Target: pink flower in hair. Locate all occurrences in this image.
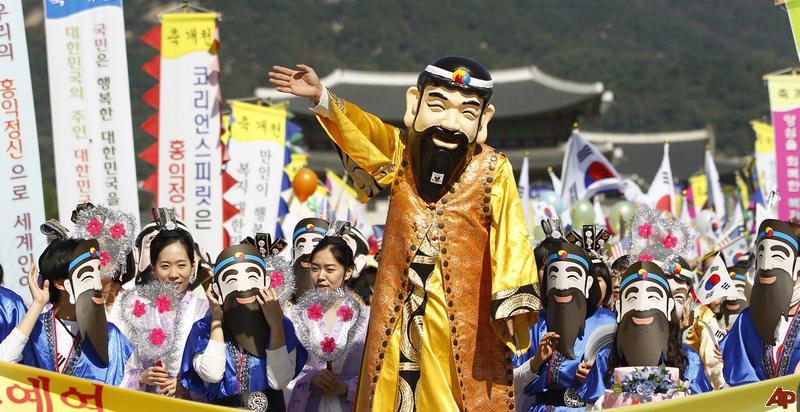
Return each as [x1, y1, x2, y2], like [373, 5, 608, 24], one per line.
[149, 328, 166, 346]
[270, 271, 284, 288]
[133, 300, 146, 318]
[155, 295, 171, 313]
[110, 223, 127, 240]
[87, 219, 103, 236]
[662, 232, 678, 249]
[637, 223, 653, 239]
[320, 336, 336, 353]
[99, 251, 111, 267]
[638, 252, 654, 262]
[307, 304, 324, 321]
[336, 305, 353, 322]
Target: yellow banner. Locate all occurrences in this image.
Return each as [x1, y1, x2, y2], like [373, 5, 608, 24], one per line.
[736, 171, 750, 210]
[689, 173, 708, 216]
[752, 120, 775, 155]
[0, 361, 229, 411]
[766, 74, 800, 111]
[285, 153, 308, 180]
[161, 13, 218, 59]
[326, 170, 358, 199]
[229, 102, 286, 144]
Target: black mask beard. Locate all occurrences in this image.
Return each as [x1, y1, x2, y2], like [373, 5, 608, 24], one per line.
[222, 288, 269, 358]
[719, 297, 748, 328]
[293, 259, 313, 300]
[546, 288, 587, 359]
[750, 269, 795, 345]
[406, 125, 474, 203]
[616, 309, 670, 367]
[75, 289, 109, 364]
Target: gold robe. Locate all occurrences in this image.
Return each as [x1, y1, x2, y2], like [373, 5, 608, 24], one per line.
[684, 304, 726, 389]
[317, 91, 539, 411]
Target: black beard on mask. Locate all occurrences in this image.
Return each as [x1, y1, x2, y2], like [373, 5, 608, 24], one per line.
[293, 259, 313, 300]
[75, 290, 109, 364]
[406, 125, 474, 203]
[546, 288, 587, 359]
[750, 269, 794, 345]
[222, 288, 269, 358]
[616, 309, 670, 367]
[719, 298, 748, 328]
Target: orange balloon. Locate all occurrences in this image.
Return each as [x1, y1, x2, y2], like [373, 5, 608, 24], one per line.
[292, 167, 318, 202]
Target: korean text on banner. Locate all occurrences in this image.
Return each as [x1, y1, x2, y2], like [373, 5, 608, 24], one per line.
[767, 74, 800, 220]
[43, 0, 140, 224]
[0, 0, 47, 303]
[0, 360, 230, 411]
[223, 102, 287, 243]
[158, 13, 223, 255]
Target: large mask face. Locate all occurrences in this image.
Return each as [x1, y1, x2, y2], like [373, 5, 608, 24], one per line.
[750, 220, 800, 344]
[615, 262, 675, 367]
[542, 244, 594, 359]
[212, 245, 270, 357]
[402, 58, 495, 204]
[63, 240, 109, 364]
[292, 219, 329, 299]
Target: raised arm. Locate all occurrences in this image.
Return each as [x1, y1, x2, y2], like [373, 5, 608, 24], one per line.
[269, 64, 402, 202]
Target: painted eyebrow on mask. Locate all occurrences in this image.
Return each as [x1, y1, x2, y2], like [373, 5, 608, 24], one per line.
[770, 243, 791, 257]
[461, 99, 481, 107]
[221, 268, 237, 282]
[646, 286, 664, 298]
[77, 266, 94, 279]
[428, 91, 448, 101]
[624, 286, 639, 299]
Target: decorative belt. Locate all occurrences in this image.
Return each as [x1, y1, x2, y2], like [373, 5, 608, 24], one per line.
[213, 389, 285, 412]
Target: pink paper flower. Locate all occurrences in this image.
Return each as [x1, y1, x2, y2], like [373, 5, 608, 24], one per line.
[320, 336, 336, 353]
[637, 223, 653, 239]
[109, 223, 127, 240]
[87, 219, 103, 236]
[638, 252, 654, 262]
[155, 295, 171, 313]
[307, 304, 324, 321]
[270, 271, 284, 288]
[99, 251, 111, 267]
[149, 327, 166, 346]
[662, 232, 678, 249]
[336, 305, 353, 322]
[133, 300, 146, 317]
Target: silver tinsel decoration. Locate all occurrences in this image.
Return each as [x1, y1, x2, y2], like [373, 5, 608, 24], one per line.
[625, 207, 695, 271]
[71, 204, 137, 278]
[288, 288, 368, 363]
[117, 282, 185, 368]
[265, 254, 294, 305]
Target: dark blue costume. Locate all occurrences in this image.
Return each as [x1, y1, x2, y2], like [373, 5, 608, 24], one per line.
[0, 287, 26, 341]
[21, 310, 133, 385]
[722, 308, 800, 386]
[512, 308, 617, 411]
[179, 315, 308, 409]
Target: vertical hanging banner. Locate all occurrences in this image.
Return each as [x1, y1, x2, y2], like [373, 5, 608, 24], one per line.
[159, 13, 223, 254]
[0, 0, 47, 301]
[223, 102, 287, 243]
[767, 74, 800, 220]
[43, 0, 139, 224]
[751, 120, 777, 201]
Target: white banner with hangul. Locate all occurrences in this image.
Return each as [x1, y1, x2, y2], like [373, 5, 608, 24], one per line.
[158, 13, 223, 255]
[223, 102, 287, 243]
[43, 0, 139, 225]
[0, 0, 47, 302]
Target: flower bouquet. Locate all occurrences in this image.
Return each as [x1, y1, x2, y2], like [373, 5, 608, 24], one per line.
[601, 365, 689, 408]
[289, 288, 367, 368]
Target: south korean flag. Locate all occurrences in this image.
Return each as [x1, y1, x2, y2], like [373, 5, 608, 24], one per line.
[695, 253, 738, 306]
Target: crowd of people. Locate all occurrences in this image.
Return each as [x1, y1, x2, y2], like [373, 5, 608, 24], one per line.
[0, 55, 796, 412]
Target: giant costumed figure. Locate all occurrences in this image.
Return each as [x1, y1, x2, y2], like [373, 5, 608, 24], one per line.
[270, 56, 539, 411]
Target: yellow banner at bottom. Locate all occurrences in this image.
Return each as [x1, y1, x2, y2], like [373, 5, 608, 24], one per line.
[0, 361, 229, 411]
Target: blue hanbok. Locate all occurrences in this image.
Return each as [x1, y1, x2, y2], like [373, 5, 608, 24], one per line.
[512, 308, 617, 411]
[179, 315, 308, 410]
[21, 310, 133, 386]
[0, 287, 26, 340]
[722, 308, 800, 386]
